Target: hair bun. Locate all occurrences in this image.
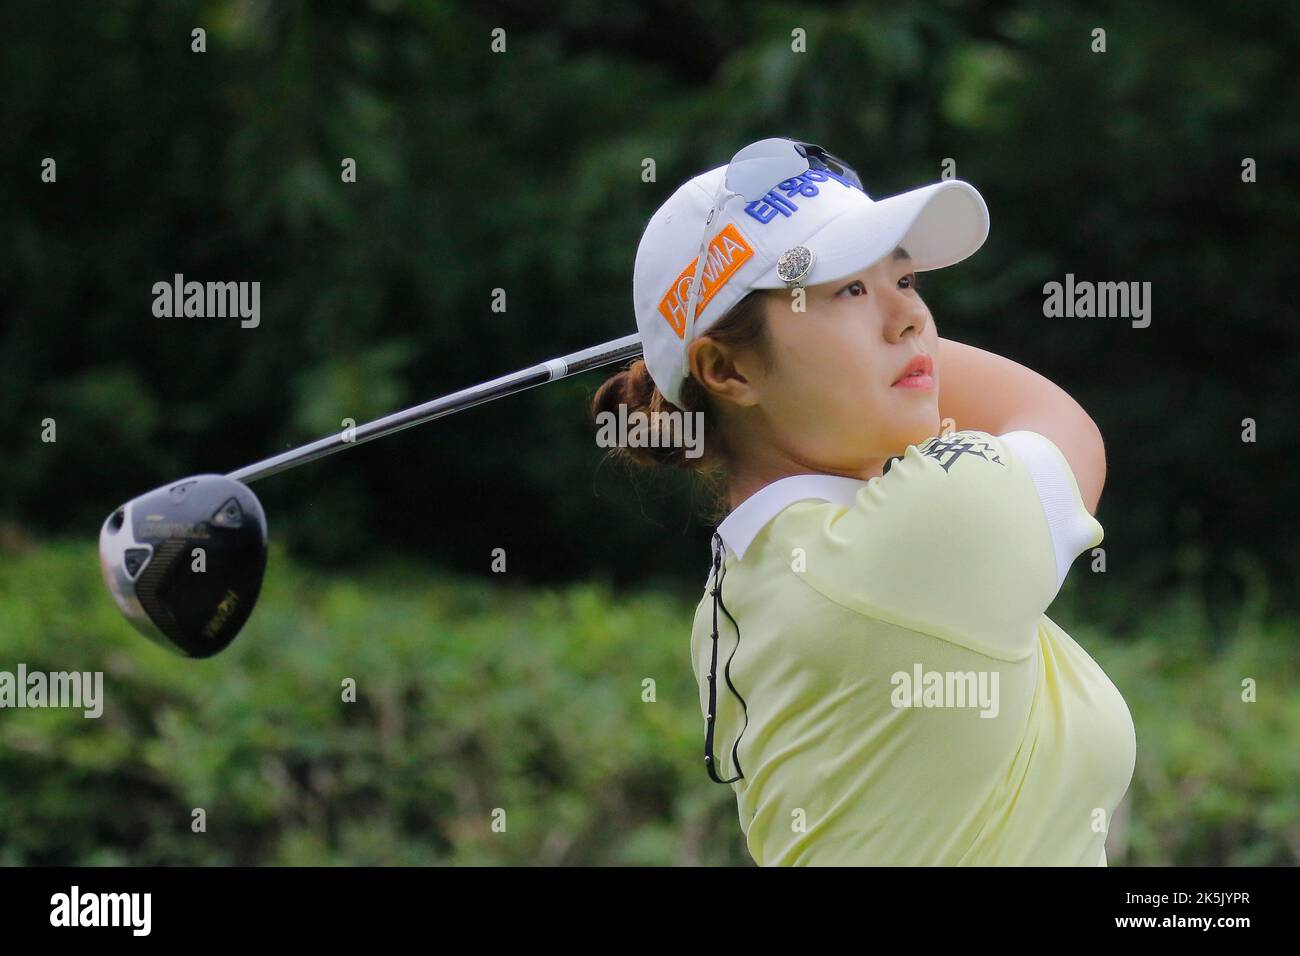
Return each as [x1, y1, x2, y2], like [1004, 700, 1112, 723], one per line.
[590, 359, 700, 470]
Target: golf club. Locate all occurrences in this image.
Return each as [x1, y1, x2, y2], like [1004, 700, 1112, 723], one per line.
[99, 333, 645, 658]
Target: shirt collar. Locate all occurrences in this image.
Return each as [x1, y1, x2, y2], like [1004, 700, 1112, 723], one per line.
[716, 473, 868, 561]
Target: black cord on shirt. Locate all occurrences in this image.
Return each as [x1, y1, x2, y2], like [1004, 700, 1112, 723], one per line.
[704, 530, 750, 784]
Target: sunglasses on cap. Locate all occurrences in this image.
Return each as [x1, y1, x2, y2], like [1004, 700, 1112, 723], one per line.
[679, 138, 864, 378]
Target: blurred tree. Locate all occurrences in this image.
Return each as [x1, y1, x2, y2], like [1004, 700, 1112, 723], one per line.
[1, 0, 1295, 610]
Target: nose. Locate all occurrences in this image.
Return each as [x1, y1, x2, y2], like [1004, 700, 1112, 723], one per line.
[883, 292, 928, 342]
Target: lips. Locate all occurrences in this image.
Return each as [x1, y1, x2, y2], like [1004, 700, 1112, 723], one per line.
[892, 354, 934, 385]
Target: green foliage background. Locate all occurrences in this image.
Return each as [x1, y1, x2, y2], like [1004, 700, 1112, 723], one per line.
[1, 540, 1296, 865]
[0, 0, 1296, 864]
[2, 0, 1296, 596]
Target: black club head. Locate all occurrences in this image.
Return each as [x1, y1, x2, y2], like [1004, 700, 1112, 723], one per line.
[99, 475, 268, 658]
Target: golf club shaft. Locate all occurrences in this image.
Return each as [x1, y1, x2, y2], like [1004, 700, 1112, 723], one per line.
[227, 333, 645, 484]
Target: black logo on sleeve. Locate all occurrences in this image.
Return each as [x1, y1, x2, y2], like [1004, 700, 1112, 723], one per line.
[918, 433, 1005, 472]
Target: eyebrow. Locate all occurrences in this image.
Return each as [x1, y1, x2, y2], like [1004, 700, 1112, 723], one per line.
[830, 247, 914, 294]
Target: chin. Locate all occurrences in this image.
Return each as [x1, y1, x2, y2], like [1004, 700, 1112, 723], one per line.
[897, 413, 941, 448]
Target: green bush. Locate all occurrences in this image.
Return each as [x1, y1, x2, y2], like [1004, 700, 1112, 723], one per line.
[0, 537, 745, 865]
[0, 538, 1295, 865]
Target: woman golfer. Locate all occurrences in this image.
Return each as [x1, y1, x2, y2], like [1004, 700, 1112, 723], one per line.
[593, 137, 1136, 865]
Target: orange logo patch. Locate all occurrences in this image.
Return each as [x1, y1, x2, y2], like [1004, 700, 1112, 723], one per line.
[657, 223, 755, 338]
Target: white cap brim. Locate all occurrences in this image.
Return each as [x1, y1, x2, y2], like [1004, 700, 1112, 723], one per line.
[749, 179, 989, 289]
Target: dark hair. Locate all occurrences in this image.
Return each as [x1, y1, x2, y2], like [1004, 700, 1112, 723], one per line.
[589, 289, 773, 522]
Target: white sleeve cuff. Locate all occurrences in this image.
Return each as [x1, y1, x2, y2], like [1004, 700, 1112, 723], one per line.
[1000, 430, 1101, 593]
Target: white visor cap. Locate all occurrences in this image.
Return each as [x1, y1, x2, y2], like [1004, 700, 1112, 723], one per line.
[632, 158, 989, 407]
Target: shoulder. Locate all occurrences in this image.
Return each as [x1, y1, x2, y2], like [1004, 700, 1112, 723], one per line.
[876, 429, 1103, 589]
[763, 429, 1101, 659]
[856, 429, 1022, 521]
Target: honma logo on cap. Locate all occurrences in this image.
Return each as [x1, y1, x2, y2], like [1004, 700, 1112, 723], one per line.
[656, 223, 755, 339]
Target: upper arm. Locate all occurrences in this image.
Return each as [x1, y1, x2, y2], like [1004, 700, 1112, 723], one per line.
[1000, 409, 1106, 515]
[999, 430, 1105, 594]
[934, 338, 1106, 514]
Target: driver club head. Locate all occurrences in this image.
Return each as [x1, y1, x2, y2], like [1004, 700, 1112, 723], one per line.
[99, 475, 268, 658]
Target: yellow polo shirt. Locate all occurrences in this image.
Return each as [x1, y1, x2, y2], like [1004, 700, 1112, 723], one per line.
[689, 429, 1135, 865]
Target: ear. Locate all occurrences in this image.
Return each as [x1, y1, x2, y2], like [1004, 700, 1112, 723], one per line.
[689, 337, 761, 408]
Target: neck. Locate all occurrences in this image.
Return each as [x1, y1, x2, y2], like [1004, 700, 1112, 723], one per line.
[726, 450, 888, 511]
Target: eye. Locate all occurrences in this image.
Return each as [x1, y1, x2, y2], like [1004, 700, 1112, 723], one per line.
[899, 272, 919, 290]
[836, 279, 866, 297]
